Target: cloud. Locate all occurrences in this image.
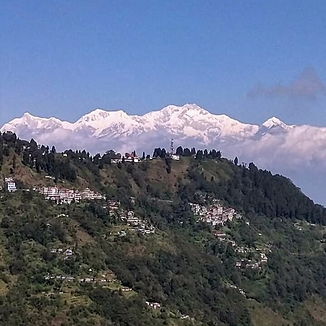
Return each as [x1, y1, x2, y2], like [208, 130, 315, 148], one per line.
[247, 68, 326, 100]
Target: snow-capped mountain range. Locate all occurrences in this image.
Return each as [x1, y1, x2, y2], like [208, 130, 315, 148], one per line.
[1, 103, 325, 169]
[2, 103, 326, 203]
[1, 104, 258, 145]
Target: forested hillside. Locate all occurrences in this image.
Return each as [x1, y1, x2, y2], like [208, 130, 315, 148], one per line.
[1, 131, 326, 326]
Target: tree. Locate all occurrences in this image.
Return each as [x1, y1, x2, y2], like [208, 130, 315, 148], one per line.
[216, 150, 222, 159]
[196, 150, 203, 160]
[30, 138, 38, 151]
[176, 146, 184, 156]
[153, 148, 162, 158]
[160, 148, 167, 159]
[184, 148, 191, 157]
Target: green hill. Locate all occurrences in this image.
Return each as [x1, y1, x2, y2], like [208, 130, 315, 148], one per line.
[1, 131, 326, 326]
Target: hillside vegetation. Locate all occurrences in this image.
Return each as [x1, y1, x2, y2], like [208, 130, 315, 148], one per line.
[0, 131, 326, 326]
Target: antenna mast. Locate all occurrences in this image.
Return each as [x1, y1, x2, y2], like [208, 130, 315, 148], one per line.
[170, 138, 174, 156]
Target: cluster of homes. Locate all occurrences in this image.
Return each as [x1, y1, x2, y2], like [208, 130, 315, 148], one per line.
[50, 248, 73, 259]
[235, 249, 268, 270]
[44, 274, 119, 284]
[34, 186, 105, 204]
[213, 231, 237, 246]
[189, 200, 241, 226]
[145, 302, 192, 322]
[43, 272, 133, 294]
[111, 152, 141, 164]
[226, 283, 246, 296]
[109, 151, 180, 164]
[2, 176, 106, 204]
[106, 199, 120, 212]
[44, 274, 75, 282]
[120, 210, 155, 235]
[107, 200, 155, 235]
[214, 229, 270, 270]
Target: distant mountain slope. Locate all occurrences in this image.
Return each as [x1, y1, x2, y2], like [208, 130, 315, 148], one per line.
[3, 103, 326, 204]
[1, 134, 326, 325]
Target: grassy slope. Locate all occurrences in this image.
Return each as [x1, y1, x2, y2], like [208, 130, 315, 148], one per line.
[1, 152, 232, 196]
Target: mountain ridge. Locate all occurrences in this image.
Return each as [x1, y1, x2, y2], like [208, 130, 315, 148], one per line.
[0, 103, 320, 173]
[0, 103, 287, 147]
[2, 103, 259, 130]
[1, 102, 325, 172]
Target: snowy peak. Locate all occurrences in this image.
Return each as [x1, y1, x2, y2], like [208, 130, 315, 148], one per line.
[70, 108, 158, 139]
[74, 108, 132, 131]
[22, 112, 34, 118]
[142, 103, 210, 123]
[262, 117, 288, 129]
[79, 108, 111, 122]
[77, 108, 128, 123]
[141, 103, 258, 139]
[159, 103, 209, 116]
[252, 116, 294, 139]
[1, 112, 74, 132]
[20, 112, 41, 123]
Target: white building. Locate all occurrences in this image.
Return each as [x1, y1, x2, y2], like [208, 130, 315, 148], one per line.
[7, 181, 17, 192]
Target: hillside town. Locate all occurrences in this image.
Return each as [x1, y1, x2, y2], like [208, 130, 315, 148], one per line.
[2, 176, 106, 204]
[234, 247, 269, 270]
[214, 230, 271, 270]
[189, 199, 242, 226]
[107, 200, 156, 236]
[33, 186, 105, 203]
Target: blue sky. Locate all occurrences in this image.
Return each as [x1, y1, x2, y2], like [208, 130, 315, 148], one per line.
[1, 0, 326, 126]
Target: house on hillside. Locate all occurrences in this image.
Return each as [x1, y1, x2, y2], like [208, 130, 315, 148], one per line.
[146, 301, 161, 309]
[124, 152, 140, 163]
[5, 178, 17, 192]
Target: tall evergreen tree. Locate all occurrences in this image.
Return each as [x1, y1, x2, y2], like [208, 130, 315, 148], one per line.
[176, 146, 184, 156]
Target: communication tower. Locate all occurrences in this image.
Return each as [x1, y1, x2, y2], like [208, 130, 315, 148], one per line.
[170, 138, 174, 156]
